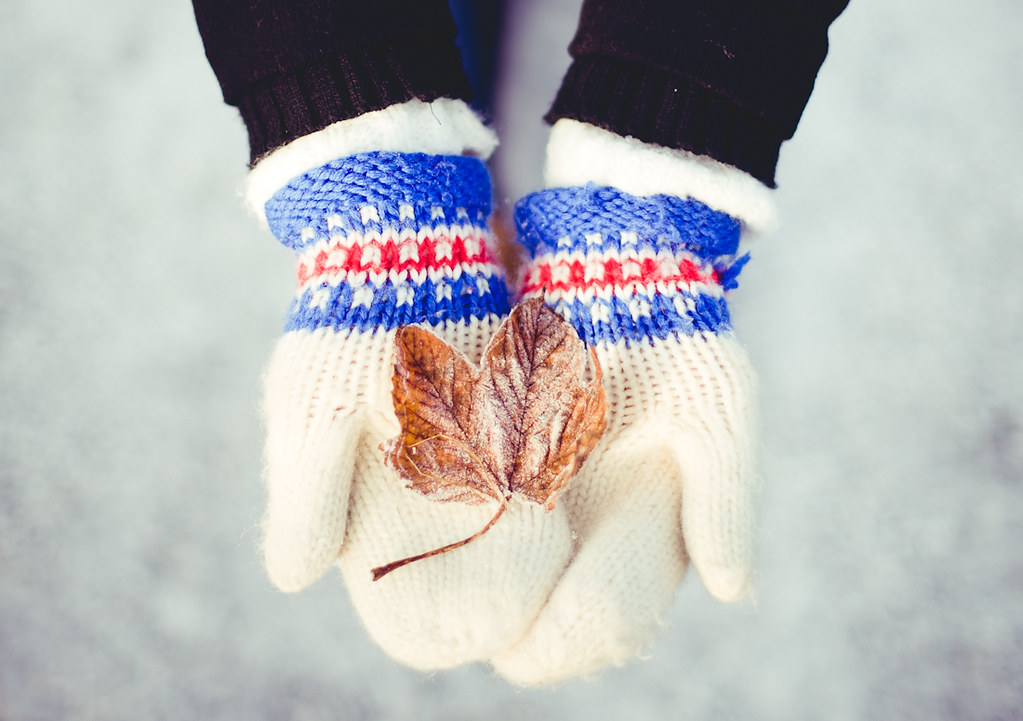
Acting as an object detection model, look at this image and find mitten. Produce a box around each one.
[251,102,573,670]
[492,120,773,684]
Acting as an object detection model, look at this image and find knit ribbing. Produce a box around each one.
[237,39,472,164]
[547,56,783,187]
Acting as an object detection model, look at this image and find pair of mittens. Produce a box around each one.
[255,118,760,682]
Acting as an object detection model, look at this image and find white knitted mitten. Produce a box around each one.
[491,121,775,684]
[250,102,572,670]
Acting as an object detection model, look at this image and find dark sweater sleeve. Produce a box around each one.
[191,0,472,165]
[548,0,851,186]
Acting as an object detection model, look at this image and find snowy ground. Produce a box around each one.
[2,0,1021,719]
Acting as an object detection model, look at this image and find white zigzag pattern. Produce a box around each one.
[301,262,499,297]
[529,245,713,271]
[296,223,496,293]
[543,293,703,326]
[302,220,488,251]
[527,248,724,300]
[522,276,711,313]
[304,268,496,312]
[554,231,641,250]
[322,206,486,230]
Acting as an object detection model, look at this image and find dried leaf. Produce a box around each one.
[373,298,607,580]
[387,329,500,506]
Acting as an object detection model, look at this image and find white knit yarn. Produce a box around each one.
[262,319,573,669]
[491,333,758,684]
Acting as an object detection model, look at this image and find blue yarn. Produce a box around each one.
[715,252,751,292]
[286,273,510,333]
[514,185,741,261]
[548,291,732,346]
[266,152,492,251]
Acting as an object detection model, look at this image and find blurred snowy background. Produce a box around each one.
[2,0,1021,719]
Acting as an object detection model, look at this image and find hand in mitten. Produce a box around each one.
[253,124,573,670]
[492,122,773,684]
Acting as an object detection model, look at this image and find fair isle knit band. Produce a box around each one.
[265,152,510,333]
[515,185,748,346]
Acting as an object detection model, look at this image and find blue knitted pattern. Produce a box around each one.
[515,185,748,345]
[264,152,510,333]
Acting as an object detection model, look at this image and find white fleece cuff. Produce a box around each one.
[244,98,498,224]
[543,119,777,235]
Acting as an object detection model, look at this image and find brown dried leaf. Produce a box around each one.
[516,346,607,510]
[386,327,501,506]
[374,298,607,580]
[480,299,607,509]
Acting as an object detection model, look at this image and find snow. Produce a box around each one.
[2,0,1021,718]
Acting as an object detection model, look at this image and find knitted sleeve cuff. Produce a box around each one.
[546,55,785,188]
[236,37,473,165]
[192,0,474,164]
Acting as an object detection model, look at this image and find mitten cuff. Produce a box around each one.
[266,152,510,333]
[245,99,498,223]
[544,120,776,235]
[515,186,745,345]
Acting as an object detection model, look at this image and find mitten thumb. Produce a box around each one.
[672,409,757,602]
[260,332,370,592]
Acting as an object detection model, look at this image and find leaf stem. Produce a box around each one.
[370,498,509,582]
